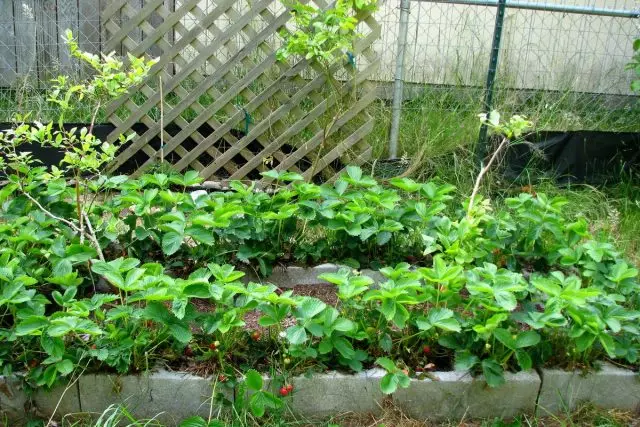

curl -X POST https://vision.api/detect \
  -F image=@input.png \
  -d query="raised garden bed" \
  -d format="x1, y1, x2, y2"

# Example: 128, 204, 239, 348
0, 167, 639, 425
2, 364, 639, 424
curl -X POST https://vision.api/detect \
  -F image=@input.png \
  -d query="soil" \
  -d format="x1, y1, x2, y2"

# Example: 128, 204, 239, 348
244, 283, 338, 332
286, 283, 339, 305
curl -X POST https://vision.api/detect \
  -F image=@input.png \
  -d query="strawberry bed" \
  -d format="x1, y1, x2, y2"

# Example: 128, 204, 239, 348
0, 166, 638, 407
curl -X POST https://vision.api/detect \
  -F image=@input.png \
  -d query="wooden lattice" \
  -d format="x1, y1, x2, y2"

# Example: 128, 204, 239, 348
102, 0, 380, 182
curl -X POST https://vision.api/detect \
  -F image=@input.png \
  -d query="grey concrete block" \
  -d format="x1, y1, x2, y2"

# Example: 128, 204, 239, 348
32, 379, 82, 419
0, 375, 82, 422
538, 364, 640, 415
290, 369, 387, 418
0, 375, 29, 421
394, 370, 541, 421
78, 370, 229, 425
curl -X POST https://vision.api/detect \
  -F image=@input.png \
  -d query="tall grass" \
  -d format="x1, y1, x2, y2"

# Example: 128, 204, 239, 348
46, 401, 636, 427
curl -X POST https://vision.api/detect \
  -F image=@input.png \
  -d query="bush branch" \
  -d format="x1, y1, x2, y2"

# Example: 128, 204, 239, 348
467, 136, 510, 217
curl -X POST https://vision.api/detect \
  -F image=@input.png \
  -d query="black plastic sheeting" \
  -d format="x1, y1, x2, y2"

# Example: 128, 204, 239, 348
0, 122, 332, 181
0, 123, 141, 177
0, 123, 248, 178
502, 131, 640, 184
1, 124, 639, 185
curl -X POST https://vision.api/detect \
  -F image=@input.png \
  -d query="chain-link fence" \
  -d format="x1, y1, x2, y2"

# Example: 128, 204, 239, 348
372, 0, 640, 163
1, 0, 639, 163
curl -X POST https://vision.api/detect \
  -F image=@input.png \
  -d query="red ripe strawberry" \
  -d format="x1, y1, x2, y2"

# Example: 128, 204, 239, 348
422, 345, 431, 355
184, 347, 193, 357
218, 374, 228, 383
285, 384, 294, 392
279, 386, 289, 397
28, 359, 38, 368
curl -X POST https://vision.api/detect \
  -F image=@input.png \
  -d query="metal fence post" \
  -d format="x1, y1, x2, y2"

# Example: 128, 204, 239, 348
476, 0, 507, 165
388, 0, 411, 160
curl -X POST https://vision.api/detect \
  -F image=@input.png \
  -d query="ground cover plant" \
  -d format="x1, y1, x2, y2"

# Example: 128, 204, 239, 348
0, 32, 639, 426
1, 136, 639, 410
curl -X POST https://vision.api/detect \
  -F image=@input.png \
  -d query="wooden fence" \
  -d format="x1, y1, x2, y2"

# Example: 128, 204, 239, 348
0, 0, 381, 181
0, 0, 174, 86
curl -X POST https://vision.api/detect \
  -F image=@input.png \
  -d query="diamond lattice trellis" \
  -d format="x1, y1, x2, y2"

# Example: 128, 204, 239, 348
102, 0, 380, 182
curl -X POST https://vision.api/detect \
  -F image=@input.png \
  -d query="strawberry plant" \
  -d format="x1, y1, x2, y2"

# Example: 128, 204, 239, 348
0, 39, 637, 410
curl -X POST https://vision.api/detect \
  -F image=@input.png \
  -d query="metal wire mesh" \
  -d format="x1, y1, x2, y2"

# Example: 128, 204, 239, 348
370, 0, 640, 161
0, 0, 639, 160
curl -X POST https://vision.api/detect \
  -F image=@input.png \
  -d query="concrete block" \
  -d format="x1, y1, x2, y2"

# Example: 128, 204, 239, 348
538, 364, 640, 415
394, 370, 541, 421
32, 379, 82, 419
0, 375, 82, 422
0, 375, 29, 421
78, 370, 229, 425
290, 369, 387, 418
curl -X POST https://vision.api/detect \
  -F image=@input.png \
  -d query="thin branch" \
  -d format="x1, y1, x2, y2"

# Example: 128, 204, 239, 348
88, 100, 101, 136
20, 187, 104, 260
467, 136, 510, 217
21, 190, 82, 234
46, 362, 87, 427
83, 212, 105, 261
159, 75, 164, 163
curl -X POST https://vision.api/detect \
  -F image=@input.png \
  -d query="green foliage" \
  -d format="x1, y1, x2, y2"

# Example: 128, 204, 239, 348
0, 164, 638, 396
277, 0, 377, 68
479, 110, 533, 139
0, 31, 156, 263
626, 39, 640, 93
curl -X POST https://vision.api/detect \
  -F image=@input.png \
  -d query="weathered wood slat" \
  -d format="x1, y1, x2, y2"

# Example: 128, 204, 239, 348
57, 0, 79, 75
35, 0, 59, 83
117, 0, 200, 60
106, 0, 274, 136
107, 2, 292, 168
107, 15, 283, 172
100, 0, 378, 182
104, 0, 237, 116
196, 73, 330, 177
13, 0, 37, 80
118, 18, 245, 176
100, 0, 129, 23
78, 0, 102, 55
0, 0, 18, 86
302, 118, 375, 181
273, 87, 378, 174
105, 0, 164, 53
128, 50, 282, 169
148, 0, 174, 61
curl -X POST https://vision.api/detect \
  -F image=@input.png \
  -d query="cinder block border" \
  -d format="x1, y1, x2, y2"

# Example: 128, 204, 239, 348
394, 370, 541, 421
537, 363, 640, 415
2, 365, 639, 424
